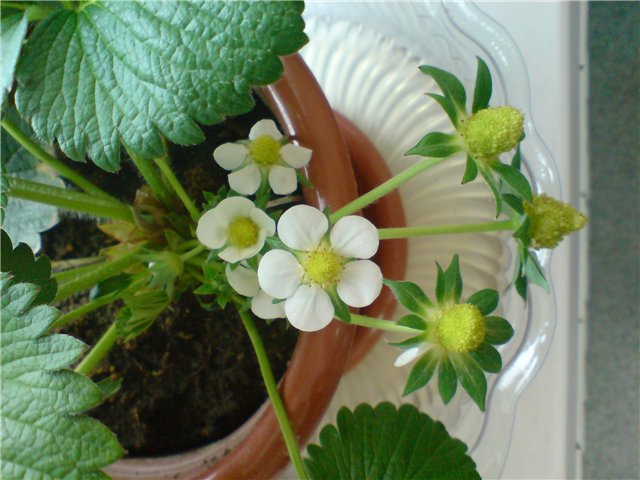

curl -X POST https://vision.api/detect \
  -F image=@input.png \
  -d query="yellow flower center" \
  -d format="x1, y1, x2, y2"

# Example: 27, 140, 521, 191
228, 216, 260, 248
461, 106, 524, 159
436, 304, 485, 353
303, 247, 345, 287
524, 194, 587, 249
248, 135, 281, 166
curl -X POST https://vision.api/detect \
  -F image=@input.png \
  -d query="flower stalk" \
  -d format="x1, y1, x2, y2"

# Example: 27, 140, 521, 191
125, 147, 174, 208
75, 323, 118, 376
1, 117, 117, 201
237, 307, 308, 480
378, 219, 516, 240
330, 156, 447, 222
6, 177, 134, 223
155, 156, 200, 221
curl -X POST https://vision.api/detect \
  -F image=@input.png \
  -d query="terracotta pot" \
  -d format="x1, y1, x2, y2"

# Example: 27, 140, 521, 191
107, 54, 406, 480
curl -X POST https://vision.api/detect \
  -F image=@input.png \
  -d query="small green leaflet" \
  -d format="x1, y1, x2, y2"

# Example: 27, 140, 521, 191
419, 65, 467, 115
1, 10, 27, 104
471, 57, 492, 114
15, 1, 308, 171
405, 132, 461, 158
305, 403, 480, 480
0, 251, 124, 478
384, 279, 432, 316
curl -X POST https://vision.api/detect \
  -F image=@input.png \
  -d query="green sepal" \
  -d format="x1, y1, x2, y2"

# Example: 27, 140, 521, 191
116, 289, 169, 340
331, 292, 351, 324
515, 271, 528, 300
193, 284, 216, 295
419, 65, 467, 114
296, 170, 313, 188
471, 57, 492, 113
396, 313, 427, 331
461, 154, 478, 184
384, 279, 433, 316
469, 342, 502, 373
514, 216, 531, 244
388, 335, 426, 349
425, 93, 460, 127
405, 132, 461, 158
403, 349, 439, 396
503, 193, 525, 215
451, 355, 487, 411
484, 316, 514, 345
525, 252, 549, 291
511, 143, 523, 170
438, 356, 457, 404
435, 255, 462, 304
492, 162, 533, 202
466, 288, 499, 315
89, 273, 132, 300
95, 377, 123, 400
478, 163, 503, 217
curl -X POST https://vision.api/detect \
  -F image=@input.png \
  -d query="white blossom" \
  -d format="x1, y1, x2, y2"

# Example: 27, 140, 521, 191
196, 197, 275, 263
213, 119, 312, 196
257, 205, 383, 332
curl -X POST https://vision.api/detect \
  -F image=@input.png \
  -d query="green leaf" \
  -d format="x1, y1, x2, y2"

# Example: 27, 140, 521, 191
419, 65, 467, 114
451, 355, 487, 411
95, 376, 122, 400
461, 154, 478, 184
384, 279, 432, 316
0, 230, 56, 305
403, 349, 439, 396
425, 93, 460, 127
492, 162, 533, 202
484, 316, 514, 345
438, 356, 457, 404
305, 403, 480, 480
89, 273, 131, 300
471, 57, 492, 113
0, 174, 8, 225
469, 343, 502, 373
0, 271, 124, 478
15, 1, 308, 171
1, 11, 27, 103
396, 313, 427, 331
405, 132, 461, 158
466, 288, 499, 315
116, 288, 169, 340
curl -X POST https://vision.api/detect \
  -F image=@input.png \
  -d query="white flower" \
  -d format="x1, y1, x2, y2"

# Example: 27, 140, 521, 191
196, 197, 275, 263
213, 119, 312, 196
257, 205, 383, 332
225, 264, 285, 320
394, 345, 428, 367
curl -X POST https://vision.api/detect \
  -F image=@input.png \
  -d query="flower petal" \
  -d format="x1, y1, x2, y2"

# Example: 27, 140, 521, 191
281, 143, 312, 168
277, 204, 328, 251
330, 215, 379, 259
225, 264, 260, 297
249, 119, 283, 141
220, 243, 262, 264
250, 207, 276, 237
213, 143, 248, 170
214, 196, 254, 223
251, 290, 286, 319
196, 209, 228, 249
258, 249, 303, 299
394, 345, 427, 367
229, 164, 262, 195
284, 284, 334, 332
337, 260, 383, 307
268, 165, 298, 195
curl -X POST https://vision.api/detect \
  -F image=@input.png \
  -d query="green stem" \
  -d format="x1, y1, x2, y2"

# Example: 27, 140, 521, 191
52, 256, 104, 271
74, 323, 118, 376
350, 313, 419, 334
181, 244, 205, 262
125, 147, 174, 208
330, 157, 447, 222
237, 308, 308, 480
54, 249, 142, 303
378, 219, 516, 240
154, 156, 200, 222
177, 239, 200, 253
7, 177, 134, 223
53, 293, 118, 328
53, 260, 106, 283
1, 117, 117, 201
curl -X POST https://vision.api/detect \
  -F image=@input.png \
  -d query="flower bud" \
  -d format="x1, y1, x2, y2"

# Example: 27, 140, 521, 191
462, 106, 524, 159
524, 194, 587, 249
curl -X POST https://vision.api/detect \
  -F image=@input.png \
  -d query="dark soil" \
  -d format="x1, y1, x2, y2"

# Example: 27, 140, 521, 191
41, 98, 299, 456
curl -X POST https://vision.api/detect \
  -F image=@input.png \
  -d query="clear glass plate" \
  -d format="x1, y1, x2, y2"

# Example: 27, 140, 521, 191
280, 2, 560, 478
